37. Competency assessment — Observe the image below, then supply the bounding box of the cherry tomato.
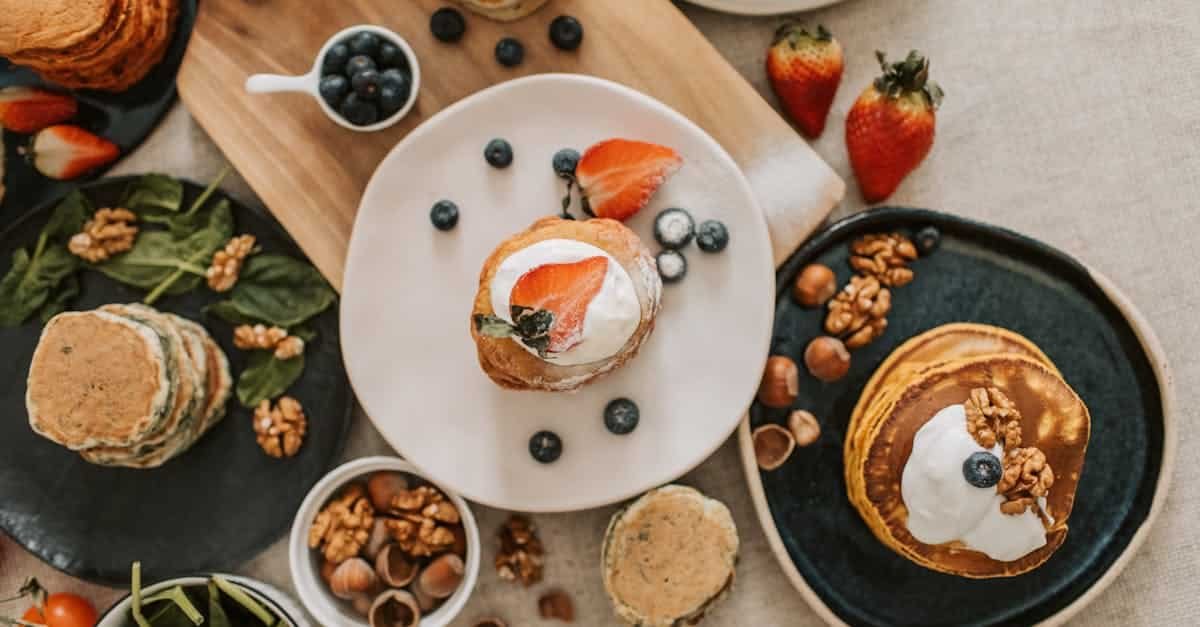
[21,592,98,627]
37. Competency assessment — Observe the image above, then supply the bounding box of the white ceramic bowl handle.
[245,73,314,95]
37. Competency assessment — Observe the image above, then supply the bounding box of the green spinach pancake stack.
[26,303,231,468]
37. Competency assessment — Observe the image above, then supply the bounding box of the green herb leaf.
[203,300,263,326]
[0,245,80,327]
[236,350,305,408]
[121,173,184,214]
[141,586,203,626]
[41,190,91,241]
[38,274,79,322]
[474,308,555,358]
[207,581,232,627]
[212,576,276,626]
[222,254,337,328]
[473,313,517,337]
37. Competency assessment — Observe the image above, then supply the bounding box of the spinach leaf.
[121,173,183,214]
[222,254,337,328]
[0,245,80,327]
[38,274,80,322]
[43,190,91,240]
[204,301,318,342]
[236,350,305,408]
[97,197,233,296]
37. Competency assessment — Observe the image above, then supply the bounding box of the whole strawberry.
[845,50,944,203]
[766,24,844,138]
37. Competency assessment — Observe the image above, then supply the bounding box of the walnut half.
[309,483,375,564]
[68,208,138,262]
[495,515,544,586]
[253,396,307,458]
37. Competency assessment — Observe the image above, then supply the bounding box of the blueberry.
[529,430,562,464]
[656,249,688,284]
[963,451,1003,488]
[552,148,580,179]
[378,42,406,69]
[318,74,349,108]
[338,93,379,127]
[916,225,941,255]
[345,54,376,77]
[430,7,466,43]
[348,31,381,58]
[485,138,514,168]
[604,398,639,435]
[322,43,350,76]
[696,219,730,253]
[430,200,459,231]
[379,68,410,91]
[495,37,525,67]
[351,68,381,100]
[548,15,584,51]
[379,85,407,117]
[653,208,696,250]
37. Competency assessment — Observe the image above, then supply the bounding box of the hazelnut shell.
[330,557,378,600]
[804,336,851,382]
[792,264,837,307]
[368,589,421,627]
[538,589,575,622]
[362,518,391,561]
[757,356,799,408]
[787,410,821,447]
[473,619,508,627]
[418,553,465,599]
[752,424,795,470]
[375,543,419,588]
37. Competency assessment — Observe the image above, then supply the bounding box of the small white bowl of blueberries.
[246,25,419,131]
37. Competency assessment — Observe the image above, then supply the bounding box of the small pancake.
[455,0,549,21]
[5,0,131,67]
[850,354,1090,578]
[0,0,115,55]
[26,310,171,450]
[602,485,738,626]
[25,0,148,88]
[107,0,178,92]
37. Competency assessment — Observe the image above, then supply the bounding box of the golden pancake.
[6,0,132,68]
[849,354,1089,577]
[28,0,150,87]
[0,0,116,55]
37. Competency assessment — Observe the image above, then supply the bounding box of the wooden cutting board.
[178,0,843,290]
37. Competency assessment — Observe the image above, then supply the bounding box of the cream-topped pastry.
[488,239,640,366]
[901,404,1052,562]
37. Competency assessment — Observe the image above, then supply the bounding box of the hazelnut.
[538,589,575,622]
[368,589,421,627]
[752,424,795,470]
[375,543,419,588]
[418,553,465,599]
[473,619,508,627]
[792,264,837,307]
[367,472,410,512]
[451,524,468,558]
[409,578,437,612]
[788,410,821,447]
[363,518,391,561]
[804,336,851,382]
[757,356,799,408]
[330,557,377,600]
[351,593,374,617]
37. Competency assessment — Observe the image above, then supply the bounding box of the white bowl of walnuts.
[290,456,480,627]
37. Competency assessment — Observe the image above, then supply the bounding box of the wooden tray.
[178,0,843,289]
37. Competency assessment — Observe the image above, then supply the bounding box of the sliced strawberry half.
[510,255,609,354]
[0,87,77,134]
[26,125,119,181]
[575,139,682,222]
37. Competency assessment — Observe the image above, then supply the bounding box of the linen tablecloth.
[2,1,1197,625]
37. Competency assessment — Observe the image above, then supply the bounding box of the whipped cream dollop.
[901,404,1052,562]
[489,239,640,366]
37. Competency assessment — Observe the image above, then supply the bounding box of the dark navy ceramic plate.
[0,177,353,585]
[0,0,197,220]
[742,208,1172,627]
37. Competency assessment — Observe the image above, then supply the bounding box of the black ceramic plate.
[742,208,1172,627]
[0,0,197,220]
[0,177,353,585]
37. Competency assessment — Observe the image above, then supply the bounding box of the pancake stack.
[0,0,179,92]
[26,304,231,469]
[845,323,1090,577]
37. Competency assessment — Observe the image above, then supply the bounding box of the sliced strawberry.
[27,125,119,181]
[575,139,682,222]
[510,256,609,353]
[0,87,77,134]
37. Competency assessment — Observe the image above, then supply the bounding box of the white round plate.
[683,0,845,16]
[342,74,774,512]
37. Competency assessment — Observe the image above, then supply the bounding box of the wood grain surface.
[178,0,842,289]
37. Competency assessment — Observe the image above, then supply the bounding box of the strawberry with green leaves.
[766,24,844,139]
[845,50,944,203]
